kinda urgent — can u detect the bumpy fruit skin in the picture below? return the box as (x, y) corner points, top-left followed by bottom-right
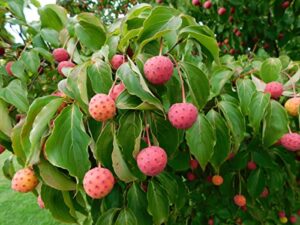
(109, 83), (125, 101)
(57, 61), (75, 76)
(137, 146), (167, 176)
(234, 194), (246, 207)
(203, 1), (212, 9)
(280, 133), (300, 151)
(143, 56), (174, 85)
(52, 48), (69, 62)
(37, 195), (45, 209)
(285, 97), (300, 116)
(212, 175), (223, 186)
(264, 82), (283, 99)
(247, 161), (257, 170)
(89, 94), (116, 122)
(189, 159), (199, 170)
(0, 145), (5, 154)
(168, 103), (198, 129)
(5, 61), (14, 76)
(111, 54), (125, 70)
(83, 167), (115, 199)
(192, 0), (201, 6)
(11, 168), (39, 193)
(289, 215), (297, 224)
(186, 172), (197, 181)
(218, 7), (227, 15)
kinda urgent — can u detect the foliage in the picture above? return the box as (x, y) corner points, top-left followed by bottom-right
(0, 1), (300, 225)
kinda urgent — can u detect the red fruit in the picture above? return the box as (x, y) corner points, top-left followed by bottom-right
(228, 152), (235, 160)
(168, 103), (198, 129)
(137, 146), (167, 176)
(144, 56), (174, 85)
(0, 47), (5, 56)
(235, 30), (242, 37)
(230, 7), (235, 14)
(52, 48), (69, 62)
(83, 167), (115, 199)
(156, 0), (163, 3)
(5, 61), (14, 76)
(281, 1), (290, 9)
(11, 168), (39, 193)
(229, 49), (235, 55)
(280, 133), (300, 151)
(57, 61), (75, 76)
(218, 7), (227, 15)
(37, 195), (45, 209)
(192, 0), (201, 6)
(0, 145), (5, 154)
(109, 83), (125, 101)
(203, 1), (212, 9)
(247, 161), (257, 170)
(223, 39), (229, 45)
(233, 194), (246, 207)
(263, 43), (270, 49)
(189, 159), (199, 170)
(217, 42), (222, 47)
(186, 172), (197, 181)
(278, 211), (286, 218)
(264, 81), (283, 99)
(212, 175), (223, 186)
(206, 175), (212, 183)
(228, 16), (234, 23)
(278, 33), (284, 40)
(260, 187), (269, 198)
(241, 205), (247, 211)
(297, 210), (300, 216)
(290, 215), (297, 223)
(89, 94), (116, 122)
(111, 54), (125, 70)
(208, 218), (214, 225)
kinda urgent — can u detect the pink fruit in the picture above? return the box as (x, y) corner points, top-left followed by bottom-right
(235, 30), (241, 37)
(281, 1), (290, 9)
(137, 146), (168, 176)
(143, 56), (173, 85)
(260, 187), (269, 198)
(111, 54), (125, 70)
(11, 168), (39, 193)
(290, 215), (297, 224)
(264, 81), (283, 99)
(280, 133), (300, 151)
(208, 218), (214, 225)
(203, 1), (212, 9)
(0, 145), (5, 154)
(83, 167), (115, 199)
(247, 161), (257, 170)
(89, 94), (116, 122)
(189, 159), (199, 170)
(52, 48), (69, 62)
(186, 172), (197, 181)
(37, 195), (45, 209)
(278, 211), (286, 218)
(57, 61), (75, 76)
(168, 103), (198, 129)
(192, 0), (201, 6)
(109, 83), (125, 101)
(5, 61), (14, 76)
(218, 7), (227, 15)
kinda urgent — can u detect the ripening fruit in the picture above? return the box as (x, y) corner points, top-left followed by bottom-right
(109, 83), (125, 101)
(218, 7), (227, 15)
(5, 61), (14, 76)
(52, 48), (69, 62)
(281, 1), (290, 9)
(285, 97), (300, 116)
(143, 56), (174, 85)
(280, 217), (288, 224)
(260, 187), (269, 198)
(0, 145), (5, 154)
(247, 161), (257, 170)
(89, 94), (116, 122)
(289, 215), (297, 224)
(83, 167), (115, 199)
(111, 54), (125, 70)
(37, 195), (45, 209)
(212, 175), (223, 186)
(203, 1), (212, 9)
(280, 133), (300, 151)
(223, 39), (229, 45)
(233, 194), (246, 207)
(208, 218), (214, 225)
(137, 146), (168, 176)
(156, 0), (163, 3)
(278, 211), (286, 218)
(192, 0), (201, 6)
(186, 172), (197, 181)
(57, 61), (75, 76)
(11, 168), (39, 193)
(168, 103), (198, 129)
(229, 49), (235, 55)
(189, 159), (199, 170)
(264, 81), (283, 99)
(235, 30), (241, 37)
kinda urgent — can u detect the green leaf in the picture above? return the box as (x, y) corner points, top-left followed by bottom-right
(147, 180), (169, 225)
(41, 28), (60, 47)
(41, 185), (77, 223)
(263, 100), (289, 147)
(7, 0), (25, 21)
(11, 120), (26, 164)
(236, 79), (256, 115)
(0, 100), (12, 137)
(127, 183), (152, 225)
(39, 4), (67, 31)
(219, 101), (245, 152)
(0, 80), (29, 112)
(210, 68), (233, 99)
(87, 60), (113, 94)
(247, 169), (265, 198)
(116, 91), (157, 110)
(156, 172), (179, 205)
(260, 58), (282, 82)
(45, 105), (91, 181)
(75, 13), (106, 50)
(248, 92), (270, 133)
(21, 50), (40, 74)
(115, 208), (138, 225)
(38, 159), (76, 191)
(34, 47), (54, 63)
(2, 155), (15, 179)
(207, 110), (230, 170)
(180, 62), (210, 109)
(186, 114), (216, 170)
(11, 61), (27, 82)
(96, 208), (119, 225)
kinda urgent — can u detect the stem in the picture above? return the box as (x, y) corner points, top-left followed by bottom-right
(165, 38), (184, 55)
(159, 37), (163, 56)
(238, 172), (242, 194)
(144, 115), (151, 147)
(17, 40), (32, 60)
